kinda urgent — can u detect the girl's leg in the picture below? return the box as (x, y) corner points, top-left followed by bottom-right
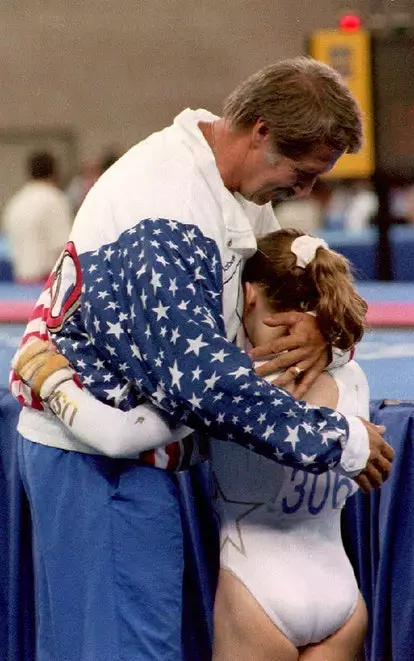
(213, 569), (299, 661)
(299, 594), (368, 661)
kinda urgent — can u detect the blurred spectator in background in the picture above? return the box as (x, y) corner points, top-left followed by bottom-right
(324, 179), (378, 232)
(404, 185), (414, 223)
(345, 180), (378, 232)
(65, 157), (102, 215)
(65, 149), (121, 215)
(389, 183), (414, 224)
(273, 179), (331, 232)
(2, 151), (73, 284)
(100, 147), (121, 173)
(276, 178), (379, 234)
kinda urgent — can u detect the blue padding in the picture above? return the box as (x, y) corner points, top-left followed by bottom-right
(319, 228), (378, 247)
(355, 330), (414, 401)
(0, 237), (11, 259)
(0, 283), (42, 301)
(389, 226), (414, 281)
(356, 281), (414, 302)
(0, 238), (13, 282)
(0, 260), (13, 282)
(318, 229), (378, 281)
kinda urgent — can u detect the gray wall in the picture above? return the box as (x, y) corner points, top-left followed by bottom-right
(0, 0), (412, 200)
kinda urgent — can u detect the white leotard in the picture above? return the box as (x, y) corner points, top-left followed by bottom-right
(211, 360), (369, 647)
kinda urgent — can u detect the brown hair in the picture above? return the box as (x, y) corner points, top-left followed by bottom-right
(223, 56), (363, 158)
(242, 228), (368, 350)
(27, 151), (57, 180)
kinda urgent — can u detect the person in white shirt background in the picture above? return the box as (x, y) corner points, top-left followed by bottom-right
(2, 151), (73, 283)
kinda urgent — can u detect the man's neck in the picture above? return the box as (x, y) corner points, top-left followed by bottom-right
(198, 119), (249, 193)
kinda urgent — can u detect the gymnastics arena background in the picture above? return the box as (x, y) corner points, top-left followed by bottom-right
(1, 277), (414, 661)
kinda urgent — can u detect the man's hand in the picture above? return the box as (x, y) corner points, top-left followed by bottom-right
(248, 311), (329, 398)
(353, 421), (394, 493)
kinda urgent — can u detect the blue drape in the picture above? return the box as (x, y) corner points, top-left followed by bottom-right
(179, 464), (218, 660)
(1, 391), (413, 661)
(0, 392), (35, 661)
(343, 400), (414, 661)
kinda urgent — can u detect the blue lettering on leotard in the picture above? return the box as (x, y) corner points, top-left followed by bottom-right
(281, 469), (308, 514)
(281, 469), (354, 515)
(332, 473), (354, 509)
(308, 472), (331, 515)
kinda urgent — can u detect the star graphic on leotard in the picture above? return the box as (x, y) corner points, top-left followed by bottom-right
(212, 474), (265, 556)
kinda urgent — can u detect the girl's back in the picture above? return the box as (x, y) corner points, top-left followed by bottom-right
(211, 359), (369, 647)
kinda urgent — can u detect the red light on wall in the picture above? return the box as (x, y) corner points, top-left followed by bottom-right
(339, 14), (362, 31)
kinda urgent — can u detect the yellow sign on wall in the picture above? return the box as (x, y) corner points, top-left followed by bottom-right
(310, 29), (374, 179)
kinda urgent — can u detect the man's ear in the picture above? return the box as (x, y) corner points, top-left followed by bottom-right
(250, 119), (270, 149)
(243, 281), (258, 313)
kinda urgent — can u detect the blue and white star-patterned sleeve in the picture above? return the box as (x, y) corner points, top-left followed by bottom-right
(75, 218), (350, 474)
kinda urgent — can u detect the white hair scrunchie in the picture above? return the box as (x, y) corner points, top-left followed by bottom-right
(290, 235), (329, 269)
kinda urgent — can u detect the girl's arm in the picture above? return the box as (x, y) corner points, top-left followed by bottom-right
(13, 338), (191, 458)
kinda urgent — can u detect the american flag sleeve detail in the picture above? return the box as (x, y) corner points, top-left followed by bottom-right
(61, 218), (348, 474)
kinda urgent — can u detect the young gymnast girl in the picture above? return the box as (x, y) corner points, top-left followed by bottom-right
(211, 229), (369, 661)
(14, 228), (369, 661)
